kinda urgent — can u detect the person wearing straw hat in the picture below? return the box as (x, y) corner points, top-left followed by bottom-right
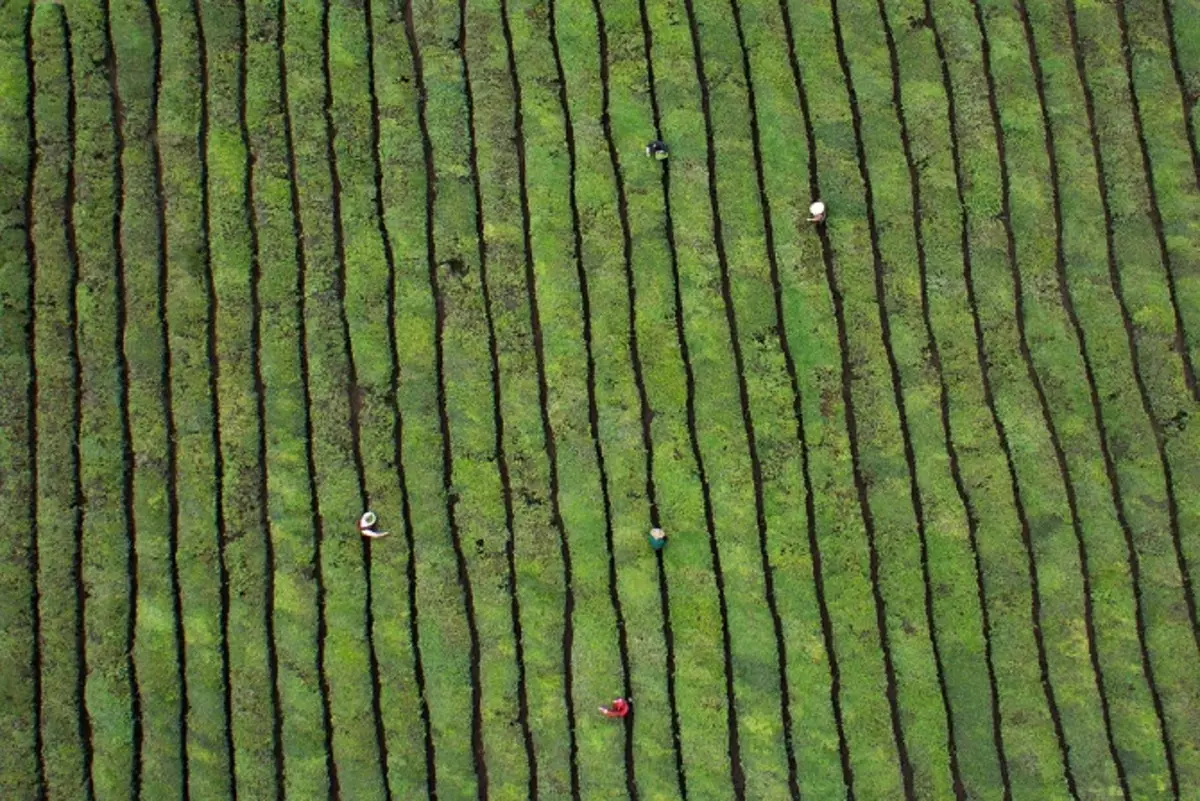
(358, 511), (389, 539)
(649, 527), (667, 552)
(808, 200), (826, 223)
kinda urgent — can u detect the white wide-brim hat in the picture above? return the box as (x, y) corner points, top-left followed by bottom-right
(361, 511), (377, 527)
(809, 201), (826, 215)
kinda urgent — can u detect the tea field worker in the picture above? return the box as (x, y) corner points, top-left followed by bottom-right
(358, 511), (389, 539)
(598, 697), (630, 718)
(646, 140), (669, 161)
(649, 527), (667, 552)
(808, 200), (826, 223)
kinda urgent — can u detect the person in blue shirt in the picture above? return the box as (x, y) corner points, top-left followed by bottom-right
(649, 527), (667, 551)
(646, 140), (669, 161)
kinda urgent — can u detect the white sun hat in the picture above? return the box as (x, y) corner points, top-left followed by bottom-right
(809, 201), (826, 216)
(360, 511), (377, 528)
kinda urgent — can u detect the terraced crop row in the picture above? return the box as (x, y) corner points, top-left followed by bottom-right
(2, 0), (1199, 798)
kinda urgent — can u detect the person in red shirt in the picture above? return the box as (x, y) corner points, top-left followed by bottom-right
(598, 698), (629, 718)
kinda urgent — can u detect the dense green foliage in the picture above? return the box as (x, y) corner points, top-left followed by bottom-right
(3, 0), (1200, 798)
